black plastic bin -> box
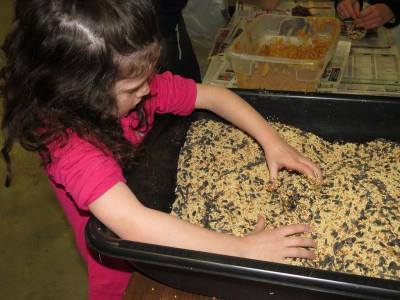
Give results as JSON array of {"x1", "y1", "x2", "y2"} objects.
[{"x1": 86, "y1": 90, "x2": 400, "y2": 300}]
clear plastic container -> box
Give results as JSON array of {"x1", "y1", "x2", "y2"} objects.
[{"x1": 229, "y1": 14, "x2": 340, "y2": 92}]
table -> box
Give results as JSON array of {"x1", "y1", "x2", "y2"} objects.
[{"x1": 201, "y1": 0, "x2": 400, "y2": 97}]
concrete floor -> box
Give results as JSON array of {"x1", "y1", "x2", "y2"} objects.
[{"x1": 0, "y1": 1, "x2": 87, "y2": 299}]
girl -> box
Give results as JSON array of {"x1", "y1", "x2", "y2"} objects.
[{"x1": 1, "y1": 0, "x2": 322, "y2": 299}]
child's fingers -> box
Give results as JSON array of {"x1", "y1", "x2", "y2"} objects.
[
  {"x1": 274, "y1": 224, "x2": 312, "y2": 237},
  {"x1": 299, "y1": 163, "x2": 315, "y2": 179},
  {"x1": 268, "y1": 162, "x2": 279, "y2": 182},
  {"x1": 284, "y1": 236, "x2": 316, "y2": 248},
  {"x1": 283, "y1": 247, "x2": 316, "y2": 259},
  {"x1": 253, "y1": 215, "x2": 266, "y2": 233},
  {"x1": 301, "y1": 157, "x2": 322, "y2": 178},
  {"x1": 288, "y1": 158, "x2": 317, "y2": 179}
]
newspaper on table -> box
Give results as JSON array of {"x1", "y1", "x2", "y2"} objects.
[
  {"x1": 203, "y1": 1, "x2": 400, "y2": 97},
  {"x1": 203, "y1": 55, "x2": 238, "y2": 88},
  {"x1": 343, "y1": 47, "x2": 400, "y2": 84},
  {"x1": 335, "y1": 47, "x2": 400, "y2": 96},
  {"x1": 208, "y1": 16, "x2": 246, "y2": 59},
  {"x1": 318, "y1": 40, "x2": 352, "y2": 91}
]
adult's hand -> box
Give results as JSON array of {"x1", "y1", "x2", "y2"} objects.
[
  {"x1": 354, "y1": 4, "x2": 395, "y2": 29},
  {"x1": 337, "y1": 0, "x2": 360, "y2": 20}
]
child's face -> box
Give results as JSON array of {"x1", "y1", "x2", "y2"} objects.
[{"x1": 113, "y1": 70, "x2": 154, "y2": 117}]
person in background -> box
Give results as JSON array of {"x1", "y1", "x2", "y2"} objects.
[
  {"x1": 336, "y1": 0, "x2": 399, "y2": 29},
  {"x1": 156, "y1": 0, "x2": 283, "y2": 83},
  {"x1": 1, "y1": 0, "x2": 321, "y2": 299},
  {"x1": 155, "y1": 0, "x2": 202, "y2": 82}
]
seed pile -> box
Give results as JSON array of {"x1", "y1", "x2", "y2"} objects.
[
  {"x1": 346, "y1": 23, "x2": 367, "y2": 40},
  {"x1": 171, "y1": 119, "x2": 400, "y2": 280}
]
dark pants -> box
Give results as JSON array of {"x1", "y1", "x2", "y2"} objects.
[{"x1": 159, "y1": 15, "x2": 202, "y2": 83}]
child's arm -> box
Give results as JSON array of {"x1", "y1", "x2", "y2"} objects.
[
  {"x1": 195, "y1": 84, "x2": 322, "y2": 181},
  {"x1": 89, "y1": 182, "x2": 316, "y2": 263},
  {"x1": 89, "y1": 84, "x2": 319, "y2": 263},
  {"x1": 89, "y1": 84, "x2": 321, "y2": 263}
]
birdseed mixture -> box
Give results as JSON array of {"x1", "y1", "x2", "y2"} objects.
[
  {"x1": 171, "y1": 119, "x2": 400, "y2": 280},
  {"x1": 346, "y1": 23, "x2": 367, "y2": 40}
]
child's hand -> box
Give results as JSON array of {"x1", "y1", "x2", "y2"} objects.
[
  {"x1": 337, "y1": 0, "x2": 361, "y2": 20},
  {"x1": 240, "y1": 216, "x2": 316, "y2": 263},
  {"x1": 263, "y1": 136, "x2": 322, "y2": 182},
  {"x1": 354, "y1": 4, "x2": 395, "y2": 29}
]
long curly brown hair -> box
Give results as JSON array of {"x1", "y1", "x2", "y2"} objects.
[{"x1": 1, "y1": 0, "x2": 161, "y2": 186}]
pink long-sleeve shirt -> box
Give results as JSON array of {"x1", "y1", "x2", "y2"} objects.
[{"x1": 44, "y1": 72, "x2": 197, "y2": 300}]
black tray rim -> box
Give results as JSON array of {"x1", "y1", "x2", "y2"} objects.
[{"x1": 86, "y1": 89, "x2": 400, "y2": 300}]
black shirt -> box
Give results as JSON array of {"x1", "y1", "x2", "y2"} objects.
[{"x1": 154, "y1": 0, "x2": 188, "y2": 36}]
